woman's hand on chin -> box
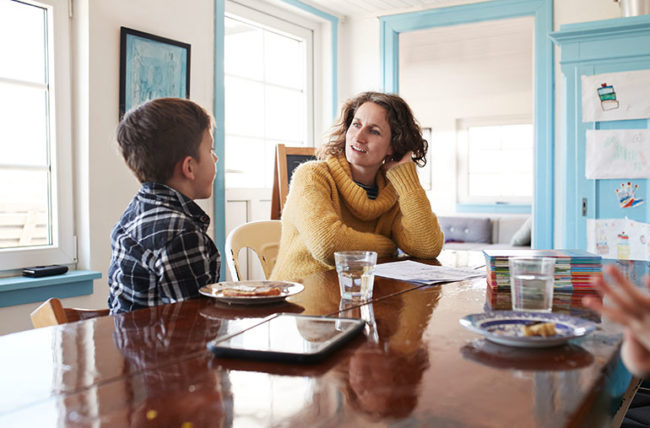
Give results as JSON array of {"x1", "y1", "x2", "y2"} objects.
[{"x1": 383, "y1": 151, "x2": 413, "y2": 171}]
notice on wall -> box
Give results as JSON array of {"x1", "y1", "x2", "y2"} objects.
[
  {"x1": 585, "y1": 130, "x2": 650, "y2": 179},
  {"x1": 582, "y1": 69, "x2": 650, "y2": 122},
  {"x1": 587, "y1": 218, "x2": 649, "y2": 261}
]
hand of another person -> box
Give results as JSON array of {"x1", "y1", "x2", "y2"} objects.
[
  {"x1": 383, "y1": 151, "x2": 413, "y2": 171},
  {"x1": 583, "y1": 264, "x2": 650, "y2": 377},
  {"x1": 621, "y1": 329, "x2": 650, "y2": 378}
]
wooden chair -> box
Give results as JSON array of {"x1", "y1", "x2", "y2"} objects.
[
  {"x1": 270, "y1": 144, "x2": 316, "y2": 219},
  {"x1": 225, "y1": 220, "x2": 282, "y2": 281},
  {"x1": 30, "y1": 297, "x2": 109, "y2": 328}
]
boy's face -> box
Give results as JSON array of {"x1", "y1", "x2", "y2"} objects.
[{"x1": 192, "y1": 129, "x2": 218, "y2": 199}]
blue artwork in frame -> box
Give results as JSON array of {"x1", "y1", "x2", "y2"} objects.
[{"x1": 119, "y1": 27, "x2": 191, "y2": 118}]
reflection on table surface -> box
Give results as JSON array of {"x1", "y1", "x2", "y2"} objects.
[{"x1": 0, "y1": 251, "x2": 626, "y2": 427}]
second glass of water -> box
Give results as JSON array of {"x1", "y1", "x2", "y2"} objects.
[
  {"x1": 509, "y1": 257, "x2": 555, "y2": 312},
  {"x1": 334, "y1": 251, "x2": 377, "y2": 301}
]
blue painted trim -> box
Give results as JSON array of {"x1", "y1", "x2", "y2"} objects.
[
  {"x1": 456, "y1": 204, "x2": 532, "y2": 214},
  {"x1": 280, "y1": 0, "x2": 339, "y2": 119},
  {"x1": 549, "y1": 13, "x2": 650, "y2": 42},
  {"x1": 549, "y1": 14, "x2": 650, "y2": 249},
  {"x1": 0, "y1": 271, "x2": 101, "y2": 308},
  {"x1": 379, "y1": 0, "x2": 554, "y2": 249},
  {"x1": 214, "y1": 0, "x2": 226, "y2": 281}
]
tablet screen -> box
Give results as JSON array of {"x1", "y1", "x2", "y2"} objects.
[{"x1": 208, "y1": 314, "x2": 364, "y2": 360}]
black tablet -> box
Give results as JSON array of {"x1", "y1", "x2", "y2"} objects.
[{"x1": 207, "y1": 313, "x2": 365, "y2": 363}]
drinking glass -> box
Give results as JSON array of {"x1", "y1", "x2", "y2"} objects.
[
  {"x1": 334, "y1": 251, "x2": 377, "y2": 301},
  {"x1": 509, "y1": 257, "x2": 555, "y2": 312}
]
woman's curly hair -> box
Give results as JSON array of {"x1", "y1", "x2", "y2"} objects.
[{"x1": 316, "y1": 91, "x2": 428, "y2": 167}]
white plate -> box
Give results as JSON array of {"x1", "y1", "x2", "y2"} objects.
[
  {"x1": 199, "y1": 280, "x2": 304, "y2": 305},
  {"x1": 459, "y1": 311, "x2": 595, "y2": 348}
]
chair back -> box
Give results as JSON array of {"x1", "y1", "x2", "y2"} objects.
[
  {"x1": 226, "y1": 220, "x2": 282, "y2": 281},
  {"x1": 31, "y1": 297, "x2": 109, "y2": 328}
]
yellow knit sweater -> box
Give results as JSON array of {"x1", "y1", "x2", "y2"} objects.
[{"x1": 270, "y1": 155, "x2": 444, "y2": 282}]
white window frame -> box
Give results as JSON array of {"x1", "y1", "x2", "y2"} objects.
[
  {"x1": 225, "y1": 0, "x2": 315, "y2": 149},
  {"x1": 456, "y1": 115, "x2": 533, "y2": 206},
  {"x1": 0, "y1": 0, "x2": 75, "y2": 271}
]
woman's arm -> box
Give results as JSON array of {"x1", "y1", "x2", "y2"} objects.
[
  {"x1": 384, "y1": 158, "x2": 444, "y2": 259},
  {"x1": 284, "y1": 163, "x2": 397, "y2": 266}
]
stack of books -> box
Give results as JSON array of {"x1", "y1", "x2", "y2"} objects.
[{"x1": 483, "y1": 249, "x2": 602, "y2": 310}]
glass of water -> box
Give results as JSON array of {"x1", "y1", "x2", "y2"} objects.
[
  {"x1": 509, "y1": 257, "x2": 555, "y2": 312},
  {"x1": 334, "y1": 251, "x2": 377, "y2": 301}
]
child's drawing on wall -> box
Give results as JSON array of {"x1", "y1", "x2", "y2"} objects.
[
  {"x1": 617, "y1": 231, "x2": 631, "y2": 259},
  {"x1": 596, "y1": 221, "x2": 609, "y2": 256},
  {"x1": 616, "y1": 182, "x2": 645, "y2": 208},
  {"x1": 597, "y1": 83, "x2": 619, "y2": 111}
]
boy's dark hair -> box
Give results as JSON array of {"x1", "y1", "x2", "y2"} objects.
[
  {"x1": 116, "y1": 98, "x2": 215, "y2": 183},
  {"x1": 317, "y1": 91, "x2": 428, "y2": 167}
]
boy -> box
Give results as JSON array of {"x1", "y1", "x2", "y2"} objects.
[{"x1": 108, "y1": 98, "x2": 220, "y2": 314}]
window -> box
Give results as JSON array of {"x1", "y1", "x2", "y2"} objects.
[
  {"x1": 457, "y1": 117, "x2": 533, "y2": 205},
  {"x1": 224, "y1": 2, "x2": 313, "y2": 189},
  {"x1": 0, "y1": 0, "x2": 74, "y2": 271}
]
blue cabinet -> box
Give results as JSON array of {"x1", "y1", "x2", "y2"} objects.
[{"x1": 550, "y1": 15, "x2": 650, "y2": 250}]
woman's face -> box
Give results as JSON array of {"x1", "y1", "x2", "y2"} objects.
[{"x1": 345, "y1": 102, "x2": 393, "y2": 169}]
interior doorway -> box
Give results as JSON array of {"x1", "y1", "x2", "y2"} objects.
[{"x1": 379, "y1": 0, "x2": 554, "y2": 249}]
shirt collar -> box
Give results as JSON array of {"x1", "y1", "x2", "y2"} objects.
[{"x1": 140, "y1": 182, "x2": 211, "y2": 226}]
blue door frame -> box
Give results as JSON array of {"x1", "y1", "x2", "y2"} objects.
[{"x1": 379, "y1": 0, "x2": 554, "y2": 249}]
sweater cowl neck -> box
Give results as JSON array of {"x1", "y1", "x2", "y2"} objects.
[{"x1": 326, "y1": 155, "x2": 397, "y2": 221}]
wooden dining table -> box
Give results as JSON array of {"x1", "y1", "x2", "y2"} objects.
[{"x1": 0, "y1": 251, "x2": 630, "y2": 427}]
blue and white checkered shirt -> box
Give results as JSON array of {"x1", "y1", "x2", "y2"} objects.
[{"x1": 108, "y1": 182, "x2": 220, "y2": 314}]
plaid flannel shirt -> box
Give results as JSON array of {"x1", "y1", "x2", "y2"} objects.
[{"x1": 108, "y1": 182, "x2": 220, "y2": 314}]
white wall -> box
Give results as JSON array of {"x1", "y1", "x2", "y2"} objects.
[
  {"x1": 0, "y1": 0, "x2": 215, "y2": 335},
  {"x1": 399, "y1": 17, "x2": 534, "y2": 215},
  {"x1": 337, "y1": 0, "x2": 621, "y2": 99}
]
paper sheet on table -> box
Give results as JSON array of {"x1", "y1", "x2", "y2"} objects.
[{"x1": 374, "y1": 260, "x2": 485, "y2": 284}]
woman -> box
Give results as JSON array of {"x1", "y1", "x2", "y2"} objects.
[{"x1": 270, "y1": 91, "x2": 444, "y2": 282}]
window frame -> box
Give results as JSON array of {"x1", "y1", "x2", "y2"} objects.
[
  {"x1": 456, "y1": 115, "x2": 533, "y2": 206},
  {"x1": 224, "y1": 0, "x2": 315, "y2": 190},
  {"x1": 0, "y1": 0, "x2": 75, "y2": 272}
]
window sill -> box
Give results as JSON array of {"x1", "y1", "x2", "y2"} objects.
[
  {"x1": 0, "y1": 271, "x2": 101, "y2": 308},
  {"x1": 456, "y1": 204, "x2": 531, "y2": 214}
]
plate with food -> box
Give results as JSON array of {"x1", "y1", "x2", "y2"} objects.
[
  {"x1": 459, "y1": 311, "x2": 595, "y2": 348},
  {"x1": 200, "y1": 280, "x2": 304, "y2": 305}
]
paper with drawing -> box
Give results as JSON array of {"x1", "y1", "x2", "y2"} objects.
[
  {"x1": 582, "y1": 70, "x2": 650, "y2": 122},
  {"x1": 585, "y1": 129, "x2": 650, "y2": 179}
]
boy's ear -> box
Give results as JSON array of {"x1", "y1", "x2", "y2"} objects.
[{"x1": 179, "y1": 155, "x2": 196, "y2": 180}]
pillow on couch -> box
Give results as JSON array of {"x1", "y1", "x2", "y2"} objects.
[
  {"x1": 438, "y1": 216, "x2": 492, "y2": 244},
  {"x1": 510, "y1": 216, "x2": 532, "y2": 246}
]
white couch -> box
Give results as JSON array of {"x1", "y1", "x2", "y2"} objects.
[{"x1": 438, "y1": 215, "x2": 531, "y2": 251}]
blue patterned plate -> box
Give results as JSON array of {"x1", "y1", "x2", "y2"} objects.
[{"x1": 459, "y1": 311, "x2": 595, "y2": 348}]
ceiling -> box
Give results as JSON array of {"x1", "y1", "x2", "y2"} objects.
[{"x1": 300, "y1": 0, "x2": 479, "y2": 19}]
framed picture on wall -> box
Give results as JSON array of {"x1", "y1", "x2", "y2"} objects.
[{"x1": 119, "y1": 27, "x2": 191, "y2": 118}]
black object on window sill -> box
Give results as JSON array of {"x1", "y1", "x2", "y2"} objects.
[{"x1": 22, "y1": 265, "x2": 69, "y2": 278}]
